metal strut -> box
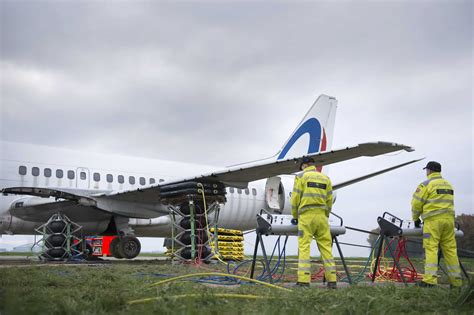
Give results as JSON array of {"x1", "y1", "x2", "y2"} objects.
[
  {"x1": 370, "y1": 212, "x2": 408, "y2": 286},
  {"x1": 162, "y1": 181, "x2": 226, "y2": 263},
  {"x1": 250, "y1": 210, "x2": 352, "y2": 285}
]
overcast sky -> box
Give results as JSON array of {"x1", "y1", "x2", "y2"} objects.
[{"x1": 1, "y1": 1, "x2": 472, "y2": 256}]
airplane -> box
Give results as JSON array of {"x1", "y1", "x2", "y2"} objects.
[{"x1": 0, "y1": 94, "x2": 418, "y2": 259}]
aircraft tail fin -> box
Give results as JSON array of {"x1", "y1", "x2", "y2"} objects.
[{"x1": 275, "y1": 94, "x2": 337, "y2": 163}]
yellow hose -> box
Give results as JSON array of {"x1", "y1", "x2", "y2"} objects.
[
  {"x1": 149, "y1": 272, "x2": 292, "y2": 292},
  {"x1": 197, "y1": 185, "x2": 228, "y2": 265},
  {"x1": 128, "y1": 293, "x2": 273, "y2": 305}
]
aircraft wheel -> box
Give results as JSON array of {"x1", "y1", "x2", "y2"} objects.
[
  {"x1": 118, "y1": 236, "x2": 141, "y2": 259},
  {"x1": 110, "y1": 237, "x2": 123, "y2": 259}
]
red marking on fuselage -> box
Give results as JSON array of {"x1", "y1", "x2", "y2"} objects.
[{"x1": 316, "y1": 128, "x2": 327, "y2": 172}]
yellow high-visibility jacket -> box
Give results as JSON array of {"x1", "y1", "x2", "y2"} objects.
[
  {"x1": 411, "y1": 172, "x2": 455, "y2": 221},
  {"x1": 291, "y1": 166, "x2": 333, "y2": 218}
]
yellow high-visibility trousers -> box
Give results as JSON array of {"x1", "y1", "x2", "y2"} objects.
[
  {"x1": 297, "y1": 210, "x2": 336, "y2": 283},
  {"x1": 422, "y1": 216, "x2": 462, "y2": 286}
]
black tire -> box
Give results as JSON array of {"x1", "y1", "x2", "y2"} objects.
[
  {"x1": 46, "y1": 234, "x2": 66, "y2": 248},
  {"x1": 200, "y1": 246, "x2": 211, "y2": 258},
  {"x1": 110, "y1": 237, "x2": 123, "y2": 259},
  {"x1": 48, "y1": 220, "x2": 66, "y2": 233},
  {"x1": 178, "y1": 233, "x2": 191, "y2": 245},
  {"x1": 179, "y1": 217, "x2": 206, "y2": 230},
  {"x1": 180, "y1": 247, "x2": 192, "y2": 259},
  {"x1": 46, "y1": 248, "x2": 67, "y2": 258},
  {"x1": 178, "y1": 232, "x2": 208, "y2": 245},
  {"x1": 180, "y1": 246, "x2": 210, "y2": 260},
  {"x1": 117, "y1": 236, "x2": 141, "y2": 259},
  {"x1": 179, "y1": 201, "x2": 205, "y2": 215}
]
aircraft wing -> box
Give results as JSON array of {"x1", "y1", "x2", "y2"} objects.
[
  {"x1": 1, "y1": 142, "x2": 414, "y2": 218},
  {"x1": 104, "y1": 141, "x2": 414, "y2": 202}
]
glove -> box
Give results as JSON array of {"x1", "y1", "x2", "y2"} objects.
[
  {"x1": 291, "y1": 218, "x2": 298, "y2": 225},
  {"x1": 414, "y1": 219, "x2": 421, "y2": 228}
]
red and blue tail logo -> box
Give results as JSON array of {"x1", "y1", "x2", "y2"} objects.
[
  {"x1": 277, "y1": 117, "x2": 327, "y2": 171},
  {"x1": 274, "y1": 94, "x2": 336, "y2": 172}
]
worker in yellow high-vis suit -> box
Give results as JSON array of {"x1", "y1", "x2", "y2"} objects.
[
  {"x1": 411, "y1": 161, "x2": 462, "y2": 287},
  {"x1": 291, "y1": 157, "x2": 336, "y2": 288}
]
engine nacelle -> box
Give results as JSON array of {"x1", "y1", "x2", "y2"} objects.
[
  {"x1": 1, "y1": 196, "x2": 110, "y2": 235},
  {"x1": 265, "y1": 176, "x2": 286, "y2": 212},
  {"x1": 0, "y1": 213, "x2": 38, "y2": 235}
]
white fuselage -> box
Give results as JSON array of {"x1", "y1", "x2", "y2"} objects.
[{"x1": 0, "y1": 141, "x2": 294, "y2": 237}]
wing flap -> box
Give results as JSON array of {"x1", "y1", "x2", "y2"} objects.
[
  {"x1": 333, "y1": 158, "x2": 424, "y2": 190},
  {"x1": 1, "y1": 187, "x2": 110, "y2": 200}
]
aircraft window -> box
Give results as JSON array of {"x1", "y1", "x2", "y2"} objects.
[
  {"x1": 150, "y1": 178, "x2": 155, "y2": 184},
  {"x1": 139, "y1": 177, "x2": 146, "y2": 185},
  {"x1": 252, "y1": 188, "x2": 257, "y2": 196},
  {"x1": 229, "y1": 187, "x2": 234, "y2": 193},
  {"x1": 129, "y1": 176, "x2": 135, "y2": 185},
  {"x1": 106, "y1": 174, "x2": 113, "y2": 183},
  {"x1": 244, "y1": 188, "x2": 249, "y2": 195},
  {"x1": 32, "y1": 167, "x2": 40, "y2": 176},
  {"x1": 80, "y1": 172, "x2": 87, "y2": 180},
  {"x1": 237, "y1": 188, "x2": 242, "y2": 194},
  {"x1": 19, "y1": 166, "x2": 27, "y2": 175},
  {"x1": 67, "y1": 170, "x2": 75, "y2": 180},
  {"x1": 93, "y1": 173, "x2": 100, "y2": 182},
  {"x1": 159, "y1": 179, "x2": 164, "y2": 183},
  {"x1": 118, "y1": 175, "x2": 124, "y2": 184},
  {"x1": 44, "y1": 168, "x2": 52, "y2": 178},
  {"x1": 56, "y1": 169, "x2": 63, "y2": 178}
]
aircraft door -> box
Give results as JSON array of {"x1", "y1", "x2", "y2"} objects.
[
  {"x1": 76, "y1": 167, "x2": 90, "y2": 189},
  {"x1": 265, "y1": 176, "x2": 285, "y2": 213}
]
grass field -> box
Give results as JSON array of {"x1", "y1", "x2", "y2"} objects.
[{"x1": 1, "y1": 256, "x2": 473, "y2": 314}]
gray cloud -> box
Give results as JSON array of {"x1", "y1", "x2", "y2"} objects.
[{"x1": 1, "y1": 0, "x2": 472, "y2": 254}]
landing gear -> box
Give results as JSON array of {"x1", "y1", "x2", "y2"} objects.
[
  {"x1": 118, "y1": 236, "x2": 141, "y2": 259},
  {"x1": 110, "y1": 237, "x2": 123, "y2": 259},
  {"x1": 109, "y1": 236, "x2": 141, "y2": 259}
]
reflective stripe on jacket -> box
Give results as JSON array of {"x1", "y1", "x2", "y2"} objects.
[
  {"x1": 291, "y1": 166, "x2": 333, "y2": 218},
  {"x1": 411, "y1": 172, "x2": 455, "y2": 221}
]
